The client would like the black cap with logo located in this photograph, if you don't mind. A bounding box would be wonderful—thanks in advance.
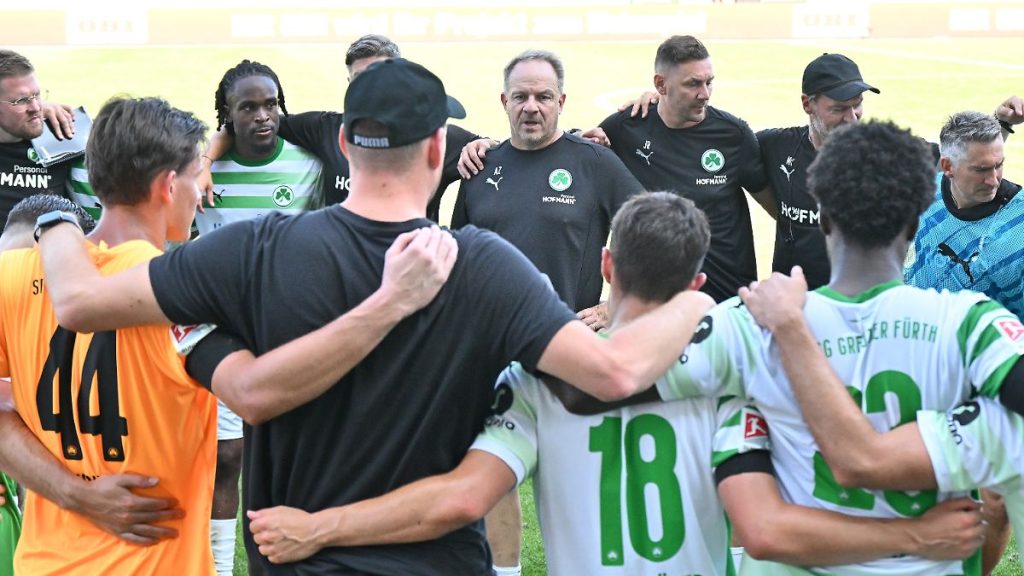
[343,58,467,149]
[802,53,880,101]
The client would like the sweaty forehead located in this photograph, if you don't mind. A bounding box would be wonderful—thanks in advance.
[227,75,278,104]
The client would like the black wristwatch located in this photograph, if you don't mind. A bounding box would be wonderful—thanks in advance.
[34,210,82,242]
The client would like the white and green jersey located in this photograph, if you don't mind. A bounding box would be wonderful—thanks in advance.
[918,397,1024,559]
[472,363,770,576]
[657,281,1024,575]
[67,156,101,220]
[197,138,322,235]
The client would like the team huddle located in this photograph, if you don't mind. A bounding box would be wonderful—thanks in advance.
[0,31,1023,576]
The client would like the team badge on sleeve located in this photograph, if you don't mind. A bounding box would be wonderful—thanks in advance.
[170,323,218,355]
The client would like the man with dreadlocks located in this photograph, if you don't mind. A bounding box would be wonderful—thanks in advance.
[201,59,323,233]
[202,58,323,576]
[201,34,480,223]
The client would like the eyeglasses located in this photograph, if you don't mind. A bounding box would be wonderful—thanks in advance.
[1,90,48,107]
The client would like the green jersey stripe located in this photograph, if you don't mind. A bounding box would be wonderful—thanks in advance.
[957,300,1005,364]
[206,196,315,210]
[212,171,321,186]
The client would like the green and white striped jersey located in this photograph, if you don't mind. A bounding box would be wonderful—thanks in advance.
[918,397,1024,559]
[197,138,322,235]
[472,363,769,576]
[67,157,101,220]
[657,281,1024,575]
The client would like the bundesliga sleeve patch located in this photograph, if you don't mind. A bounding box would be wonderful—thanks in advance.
[743,409,769,441]
[995,318,1024,351]
[170,323,218,355]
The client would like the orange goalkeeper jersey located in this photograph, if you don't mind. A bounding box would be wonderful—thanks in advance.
[0,240,217,576]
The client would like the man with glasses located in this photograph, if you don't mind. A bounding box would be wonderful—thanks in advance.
[0,50,75,228]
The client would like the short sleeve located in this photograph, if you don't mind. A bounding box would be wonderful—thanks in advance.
[956,299,1024,397]
[917,397,1024,494]
[278,112,341,165]
[711,397,771,469]
[738,121,768,193]
[597,147,644,221]
[148,218,261,330]
[470,364,541,485]
[656,299,751,400]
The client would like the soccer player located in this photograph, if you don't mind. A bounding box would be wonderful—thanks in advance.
[245,192,985,575]
[201,34,480,222]
[0,194,93,576]
[652,120,1019,574]
[738,269,1024,563]
[905,108,1024,318]
[203,58,323,576]
[35,58,714,575]
[0,97,219,575]
[200,59,323,232]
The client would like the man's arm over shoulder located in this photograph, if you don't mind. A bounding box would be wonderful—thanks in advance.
[185,227,458,424]
[536,290,715,401]
[278,111,342,164]
[38,224,168,332]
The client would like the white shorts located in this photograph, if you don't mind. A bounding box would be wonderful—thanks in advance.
[217,398,244,441]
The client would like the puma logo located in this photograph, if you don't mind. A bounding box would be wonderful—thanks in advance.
[937,242,980,284]
[779,164,795,182]
[635,149,654,166]
[485,177,502,191]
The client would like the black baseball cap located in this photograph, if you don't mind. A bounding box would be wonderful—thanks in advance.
[343,58,466,149]
[802,53,880,101]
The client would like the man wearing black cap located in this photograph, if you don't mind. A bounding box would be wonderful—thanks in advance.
[34,57,715,575]
[756,53,880,289]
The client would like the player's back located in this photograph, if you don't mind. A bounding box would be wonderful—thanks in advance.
[475,364,764,575]
[0,242,217,576]
[752,283,1015,575]
[659,282,1022,575]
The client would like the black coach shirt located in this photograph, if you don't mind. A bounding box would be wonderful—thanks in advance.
[601,104,768,302]
[279,112,479,221]
[0,140,72,227]
[756,125,830,289]
[451,133,643,311]
[149,206,575,576]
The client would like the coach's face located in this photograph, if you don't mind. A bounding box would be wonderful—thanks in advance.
[944,139,1005,209]
[0,73,44,142]
[225,75,281,161]
[655,58,713,129]
[804,93,864,148]
[502,59,565,151]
